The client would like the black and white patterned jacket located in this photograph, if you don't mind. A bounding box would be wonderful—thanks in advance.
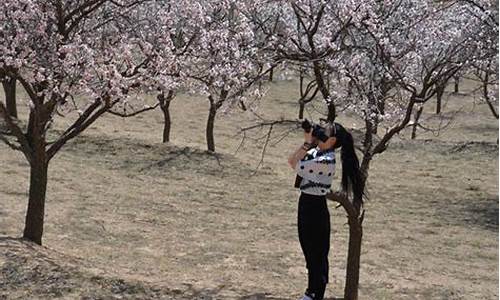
[295,147,336,196]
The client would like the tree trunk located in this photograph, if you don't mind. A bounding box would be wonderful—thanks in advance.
[436,85,444,115]
[327,103,336,123]
[342,154,370,300]
[483,70,499,120]
[411,106,424,139]
[23,149,48,245]
[373,97,386,135]
[454,76,459,94]
[2,78,17,118]
[485,97,499,119]
[368,94,379,135]
[158,91,174,143]
[326,189,366,300]
[312,61,335,122]
[344,218,363,300]
[161,102,171,143]
[298,102,305,119]
[206,103,217,152]
[372,122,378,135]
[268,66,274,82]
[298,70,306,119]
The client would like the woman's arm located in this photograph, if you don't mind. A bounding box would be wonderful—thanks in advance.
[287,145,309,169]
[288,131,314,169]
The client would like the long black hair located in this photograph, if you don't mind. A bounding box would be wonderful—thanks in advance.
[330,122,366,210]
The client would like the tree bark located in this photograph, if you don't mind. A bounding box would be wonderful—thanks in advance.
[436,85,444,115]
[454,75,459,94]
[327,103,336,123]
[343,169,368,300]
[483,70,499,119]
[411,106,424,139]
[23,145,48,245]
[22,92,54,245]
[344,217,362,300]
[367,93,379,135]
[158,91,175,143]
[312,61,335,122]
[298,102,305,119]
[340,144,371,300]
[326,190,366,300]
[2,78,17,118]
[206,101,217,152]
[268,66,274,82]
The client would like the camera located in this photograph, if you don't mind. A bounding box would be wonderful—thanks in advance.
[301,119,329,142]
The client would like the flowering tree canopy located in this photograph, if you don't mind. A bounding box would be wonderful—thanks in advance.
[242,2,497,298]
[179,0,275,151]
[0,3,497,298]
[0,0,156,160]
[0,0,163,245]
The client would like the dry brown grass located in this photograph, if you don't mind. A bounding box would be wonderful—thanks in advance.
[0,78,498,299]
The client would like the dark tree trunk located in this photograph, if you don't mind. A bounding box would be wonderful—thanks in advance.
[483,70,499,120]
[206,102,217,152]
[454,75,459,94]
[298,102,305,119]
[161,102,171,143]
[485,97,499,119]
[342,149,371,300]
[297,70,307,119]
[373,97,386,135]
[344,217,363,300]
[328,187,366,300]
[2,78,17,118]
[23,146,48,245]
[158,91,174,143]
[312,61,335,122]
[436,84,445,115]
[268,66,274,82]
[327,103,336,123]
[22,94,53,245]
[411,106,424,139]
[368,94,379,135]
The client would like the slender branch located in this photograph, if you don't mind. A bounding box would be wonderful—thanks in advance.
[372,94,417,155]
[0,101,32,162]
[0,133,22,151]
[326,191,364,222]
[252,123,274,173]
[482,69,499,119]
[46,98,116,160]
[108,103,159,117]
[239,119,298,132]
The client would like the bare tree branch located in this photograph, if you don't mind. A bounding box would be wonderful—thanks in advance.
[108,103,160,117]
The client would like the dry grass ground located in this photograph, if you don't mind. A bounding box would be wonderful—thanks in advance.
[0,78,498,299]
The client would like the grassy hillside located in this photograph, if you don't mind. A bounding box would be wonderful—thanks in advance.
[1,78,498,299]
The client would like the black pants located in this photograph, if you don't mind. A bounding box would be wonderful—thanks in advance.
[297,192,330,300]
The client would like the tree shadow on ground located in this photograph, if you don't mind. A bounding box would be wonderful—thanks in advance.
[1,236,344,300]
[139,146,225,171]
[434,196,498,231]
[463,196,499,230]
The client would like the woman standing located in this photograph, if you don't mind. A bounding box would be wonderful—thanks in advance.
[287,121,365,300]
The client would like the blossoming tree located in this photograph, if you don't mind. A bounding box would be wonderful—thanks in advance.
[106,0,193,143]
[183,0,275,152]
[0,0,159,245]
[245,1,491,298]
[462,0,499,119]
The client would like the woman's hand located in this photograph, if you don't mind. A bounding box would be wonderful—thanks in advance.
[304,130,313,143]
